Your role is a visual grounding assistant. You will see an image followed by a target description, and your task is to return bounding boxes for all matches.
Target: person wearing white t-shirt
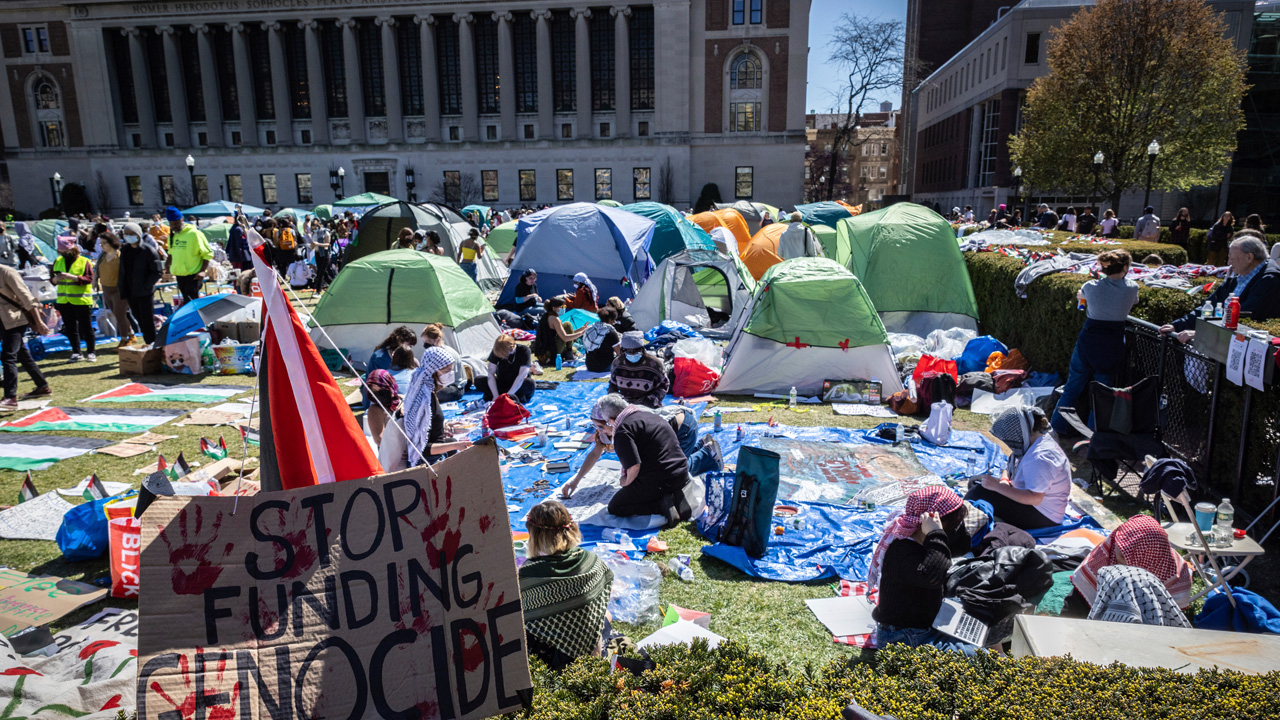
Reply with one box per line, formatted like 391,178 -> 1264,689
965,406 -> 1071,530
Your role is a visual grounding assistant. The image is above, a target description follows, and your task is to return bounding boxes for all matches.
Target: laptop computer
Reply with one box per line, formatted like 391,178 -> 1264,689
933,598 -> 989,647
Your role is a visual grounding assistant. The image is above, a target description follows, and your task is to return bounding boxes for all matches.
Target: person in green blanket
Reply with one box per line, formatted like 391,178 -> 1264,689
518,501 -> 614,669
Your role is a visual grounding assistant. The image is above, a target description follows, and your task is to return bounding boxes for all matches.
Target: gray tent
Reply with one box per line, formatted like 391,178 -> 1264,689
629,249 -> 756,338
347,202 -> 459,262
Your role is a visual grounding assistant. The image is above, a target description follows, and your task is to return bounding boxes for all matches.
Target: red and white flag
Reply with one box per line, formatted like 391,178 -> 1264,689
249,230 -> 382,488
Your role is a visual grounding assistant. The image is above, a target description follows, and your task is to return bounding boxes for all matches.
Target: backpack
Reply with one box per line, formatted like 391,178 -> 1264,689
917,371 -> 956,409
278,227 -> 297,250
717,446 -> 780,558
485,393 -> 531,429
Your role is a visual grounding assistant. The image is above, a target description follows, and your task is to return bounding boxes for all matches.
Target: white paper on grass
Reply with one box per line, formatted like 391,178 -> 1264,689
1226,333 -> 1248,386
1245,337 -> 1269,391
805,596 -> 878,637
0,492 -> 73,541
56,477 -> 132,497
636,619 -> 725,650
970,387 -> 1055,415
832,403 -> 897,418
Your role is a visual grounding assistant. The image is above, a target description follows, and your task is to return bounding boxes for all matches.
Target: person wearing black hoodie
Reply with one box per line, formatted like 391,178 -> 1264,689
117,222 -> 163,346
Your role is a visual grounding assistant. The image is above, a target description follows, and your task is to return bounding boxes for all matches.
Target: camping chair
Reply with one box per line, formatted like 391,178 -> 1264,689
1056,377 -> 1164,497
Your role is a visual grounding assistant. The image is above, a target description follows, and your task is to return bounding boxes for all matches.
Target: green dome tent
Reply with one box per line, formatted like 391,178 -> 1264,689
717,258 -> 903,396
596,199 -> 623,208
201,222 -> 231,243
313,204 -> 334,220
485,221 -> 518,255
835,202 -> 979,336
334,192 -> 399,208
623,202 -> 716,264
309,249 -> 501,366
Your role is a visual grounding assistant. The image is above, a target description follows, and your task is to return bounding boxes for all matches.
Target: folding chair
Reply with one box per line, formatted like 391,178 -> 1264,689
1159,490 -> 1268,608
1056,377 -> 1164,496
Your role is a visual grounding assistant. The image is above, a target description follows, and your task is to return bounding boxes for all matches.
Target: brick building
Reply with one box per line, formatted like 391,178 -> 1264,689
803,105 -> 900,206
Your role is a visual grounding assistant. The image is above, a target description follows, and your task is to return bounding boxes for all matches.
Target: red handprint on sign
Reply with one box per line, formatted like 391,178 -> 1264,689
156,506 -> 235,595
256,502 -> 323,580
149,652 -> 241,720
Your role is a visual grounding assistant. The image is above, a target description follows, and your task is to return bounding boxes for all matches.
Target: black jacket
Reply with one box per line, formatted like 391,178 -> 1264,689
1172,261 -> 1280,331
118,242 -> 163,300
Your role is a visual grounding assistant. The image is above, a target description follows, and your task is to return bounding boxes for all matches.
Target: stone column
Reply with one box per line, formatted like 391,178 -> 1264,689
266,22 -> 292,145
416,15 -> 441,141
456,13 -> 478,141
573,8 -> 591,138
158,26 -> 190,146
534,10 -> 553,139
496,12 -> 516,140
228,23 -> 257,146
378,17 -> 403,142
301,20 -> 328,144
193,25 -> 223,146
340,18 -> 366,142
124,28 -> 157,147
612,6 -> 631,137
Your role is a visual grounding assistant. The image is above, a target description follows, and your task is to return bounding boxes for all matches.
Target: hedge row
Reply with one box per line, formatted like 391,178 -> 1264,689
1113,225 -> 1280,264
516,642 -> 1280,719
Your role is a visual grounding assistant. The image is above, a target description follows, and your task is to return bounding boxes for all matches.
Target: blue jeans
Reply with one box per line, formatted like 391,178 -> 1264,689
875,624 -> 978,657
1051,343 -> 1115,435
461,262 -> 478,281
674,407 -> 719,476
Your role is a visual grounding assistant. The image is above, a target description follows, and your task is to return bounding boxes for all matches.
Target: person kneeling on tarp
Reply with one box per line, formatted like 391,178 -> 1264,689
519,500 -> 617,669
566,393 -> 692,526
965,406 -> 1071,531
479,334 -> 535,403
869,487 -> 977,656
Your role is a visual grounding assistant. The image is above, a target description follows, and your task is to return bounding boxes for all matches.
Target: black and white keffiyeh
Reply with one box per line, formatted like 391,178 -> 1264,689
1087,565 -> 1190,628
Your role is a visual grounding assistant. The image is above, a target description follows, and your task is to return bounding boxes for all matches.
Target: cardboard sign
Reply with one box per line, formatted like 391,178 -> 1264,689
137,443 -> 531,720
0,568 -> 107,636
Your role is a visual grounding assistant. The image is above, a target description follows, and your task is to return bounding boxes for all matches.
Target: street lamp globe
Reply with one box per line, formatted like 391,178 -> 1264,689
53,172 -> 61,183
1013,166 -> 1022,178
338,167 -> 345,178
185,154 -> 195,169
1147,140 -> 1160,157
1093,151 -> 1104,165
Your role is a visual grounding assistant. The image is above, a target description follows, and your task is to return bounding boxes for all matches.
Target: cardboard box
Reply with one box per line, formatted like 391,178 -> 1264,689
236,320 -> 261,344
118,346 -> 163,376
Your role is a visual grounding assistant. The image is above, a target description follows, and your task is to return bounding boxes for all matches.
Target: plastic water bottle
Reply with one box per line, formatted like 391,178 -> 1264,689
555,354 -> 562,370
736,425 -> 744,442
668,558 -> 694,582
789,386 -> 797,408
714,410 -> 722,432
1201,301 -> 1213,318
1215,302 -> 1224,319
894,423 -> 904,444
1215,499 -> 1234,548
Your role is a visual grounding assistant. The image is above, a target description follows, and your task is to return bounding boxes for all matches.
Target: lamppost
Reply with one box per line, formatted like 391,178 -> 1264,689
338,166 -> 346,199
1091,151 -> 1104,214
50,172 -> 63,213
1012,166 -> 1023,222
405,166 -> 417,202
1143,140 -> 1160,210
185,154 -> 196,204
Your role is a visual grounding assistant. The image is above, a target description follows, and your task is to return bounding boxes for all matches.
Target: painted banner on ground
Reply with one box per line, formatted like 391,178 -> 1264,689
84,382 -> 252,403
0,407 -> 187,433
137,442 -> 531,720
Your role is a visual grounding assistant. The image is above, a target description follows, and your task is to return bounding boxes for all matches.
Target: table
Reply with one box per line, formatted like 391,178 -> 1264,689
1012,615 -> 1280,675
1166,521 -> 1265,602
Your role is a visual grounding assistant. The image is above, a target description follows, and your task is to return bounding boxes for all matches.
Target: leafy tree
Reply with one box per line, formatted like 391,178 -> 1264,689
694,183 -> 721,213
1009,0 -> 1247,211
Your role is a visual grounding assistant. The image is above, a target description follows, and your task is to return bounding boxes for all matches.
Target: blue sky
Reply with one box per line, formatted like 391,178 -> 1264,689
806,0 -> 908,113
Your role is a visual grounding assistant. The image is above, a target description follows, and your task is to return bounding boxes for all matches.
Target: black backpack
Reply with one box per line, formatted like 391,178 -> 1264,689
718,446 -> 780,558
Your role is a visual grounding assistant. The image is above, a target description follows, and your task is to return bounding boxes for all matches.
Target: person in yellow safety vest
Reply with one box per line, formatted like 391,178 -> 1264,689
52,236 -> 97,362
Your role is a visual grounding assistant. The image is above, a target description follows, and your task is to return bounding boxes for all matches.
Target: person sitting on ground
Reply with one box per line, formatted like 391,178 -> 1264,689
609,332 -> 669,409
583,307 -> 622,373
1069,515 -> 1192,612
1085,564 -> 1192,628
364,369 -> 401,447
869,486 -> 978,655
966,406 -> 1071,531
390,344 -> 418,374
532,297 -> 586,366
577,393 -> 693,525
500,269 -> 543,323
481,333 -> 535,403
421,323 -> 469,402
365,326 -> 417,406
1162,233 -> 1280,343
564,272 -> 599,313
607,296 -> 637,333
403,346 -> 473,467
1141,254 -> 1164,266
1099,209 -> 1119,238
519,500 -> 615,670
777,213 -> 822,260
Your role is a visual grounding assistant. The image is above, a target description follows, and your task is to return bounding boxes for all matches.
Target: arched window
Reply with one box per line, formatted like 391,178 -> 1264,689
34,79 -> 59,110
31,76 -> 65,148
730,53 -> 761,90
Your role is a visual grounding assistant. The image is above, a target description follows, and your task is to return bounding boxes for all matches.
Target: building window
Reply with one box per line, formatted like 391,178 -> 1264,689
164,132 -> 175,147
145,32 -> 172,123
193,175 -> 210,204
296,173 -> 313,204
1024,33 -> 1040,64
284,23 -> 310,119
638,121 -> 649,137
514,14 -> 538,113
197,131 -> 208,146
475,15 -> 500,115
32,78 -> 65,148
398,21 -> 424,116
358,20 -> 386,117
731,53 -> 762,90
879,166 -> 888,179
247,25 -> 274,120
524,124 -> 535,139
633,167 -> 651,200
551,11 -> 576,112
126,176 -> 144,206
180,32 -> 206,122
482,170 -> 499,201
443,171 -> 461,205
449,125 -> 460,141
594,169 -> 612,200
261,174 -> 278,204
750,0 -> 763,24
630,7 -> 655,110
861,165 -> 869,178
557,169 -> 574,201
160,176 -> 177,206
733,0 -> 745,25
231,130 -> 242,146
561,123 -> 572,138
110,32 -> 138,125
322,22 -> 347,118
437,19 -> 462,115
227,174 -> 243,203
519,169 -> 537,201
881,142 -> 888,155
487,125 -> 498,140
977,98 -> 1001,186
735,166 -> 753,199
210,27 -> 239,122
20,26 -> 50,54
300,129 -> 311,144
600,122 -> 611,138
730,102 -> 760,132
590,12 -> 615,111
265,130 -> 276,145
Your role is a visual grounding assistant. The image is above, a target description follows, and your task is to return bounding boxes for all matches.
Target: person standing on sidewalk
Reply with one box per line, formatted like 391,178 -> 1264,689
94,230 -> 133,347
164,206 -> 212,305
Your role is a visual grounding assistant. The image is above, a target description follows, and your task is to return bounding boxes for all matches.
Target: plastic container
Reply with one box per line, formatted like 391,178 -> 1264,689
595,552 -> 662,623
1226,297 -> 1240,330
601,528 -> 634,549
555,354 -> 562,370
789,386 -> 797,408
668,558 -> 694,582
1215,499 -> 1234,548
714,410 -> 722,432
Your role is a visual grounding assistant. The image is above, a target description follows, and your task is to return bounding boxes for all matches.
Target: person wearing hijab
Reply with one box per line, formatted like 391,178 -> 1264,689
53,235 -> 96,362
117,222 -> 163,346
967,406 -> 1071,530
1071,515 -> 1192,609
869,486 -> 976,655
564,272 -> 599,313
402,346 -> 472,466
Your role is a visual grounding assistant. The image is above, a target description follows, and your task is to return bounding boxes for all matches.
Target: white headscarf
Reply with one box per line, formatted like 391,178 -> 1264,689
572,272 -> 599,304
402,346 -> 456,465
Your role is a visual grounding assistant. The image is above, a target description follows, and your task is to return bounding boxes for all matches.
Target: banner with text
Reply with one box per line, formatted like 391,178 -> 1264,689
136,442 -> 531,720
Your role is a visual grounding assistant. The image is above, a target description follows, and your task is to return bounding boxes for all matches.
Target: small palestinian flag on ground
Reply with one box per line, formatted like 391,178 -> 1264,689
239,425 -> 260,447
162,452 -> 192,481
82,474 -> 109,501
0,407 -> 187,434
83,383 -> 252,404
200,436 -> 228,460
18,472 -> 37,503
0,434 -> 112,471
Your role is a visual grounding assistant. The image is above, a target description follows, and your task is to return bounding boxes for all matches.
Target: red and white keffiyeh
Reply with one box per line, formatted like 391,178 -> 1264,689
1072,514 -> 1192,608
867,486 -> 963,592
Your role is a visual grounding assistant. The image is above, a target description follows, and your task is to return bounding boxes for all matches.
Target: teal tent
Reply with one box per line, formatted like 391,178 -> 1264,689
623,202 -> 716,264
183,200 -> 264,217
794,202 -> 857,229
461,205 -> 492,228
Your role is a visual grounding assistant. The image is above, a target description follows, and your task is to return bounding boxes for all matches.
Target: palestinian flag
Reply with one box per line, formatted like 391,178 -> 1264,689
161,452 -> 192,481
83,383 -> 251,404
83,474 -> 108,501
0,435 -> 111,471
18,472 -> 37,503
201,436 -> 228,460
239,425 -> 260,447
0,407 -> 187,434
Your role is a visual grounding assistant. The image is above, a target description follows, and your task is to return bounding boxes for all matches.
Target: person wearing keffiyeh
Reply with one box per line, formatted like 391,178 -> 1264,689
1087,565 -> 1190,628
1071,515 -> 1192,609
402,346 -> 471,467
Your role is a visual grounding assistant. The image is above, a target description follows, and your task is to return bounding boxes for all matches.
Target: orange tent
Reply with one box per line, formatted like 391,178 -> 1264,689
836,201 -> 864,216
739,223 -> 786,280
690,209 -> 751,248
